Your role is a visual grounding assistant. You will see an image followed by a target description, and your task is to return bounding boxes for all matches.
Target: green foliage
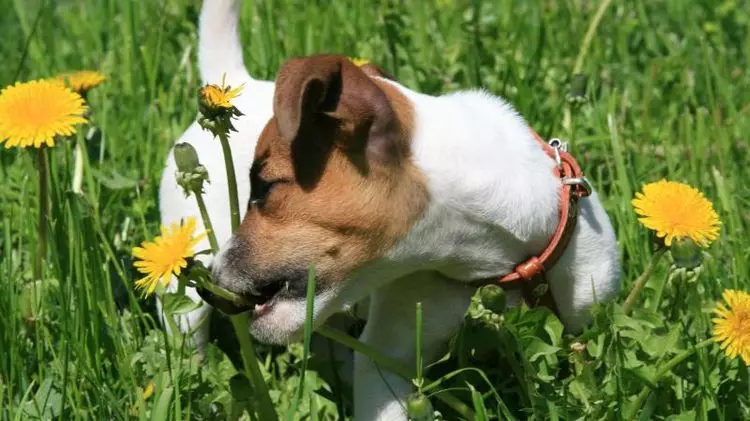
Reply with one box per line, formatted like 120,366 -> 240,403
1,0 -> 749,419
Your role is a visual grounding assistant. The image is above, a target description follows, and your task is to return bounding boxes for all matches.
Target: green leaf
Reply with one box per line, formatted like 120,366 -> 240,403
665,410 -> 697,421
161,292 -> 201,315
521,337 -> 561,362
150,386 -> 174,421
22,377 -> 61,419
542,312 -> 564,347
468,384 -> 489,421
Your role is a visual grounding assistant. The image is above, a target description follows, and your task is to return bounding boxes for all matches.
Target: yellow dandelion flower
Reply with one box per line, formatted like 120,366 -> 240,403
631,179 -> 720,247
713,289 -> 750,365
200,74 -> 244,110
0,79 -> 88,148
142,381 -> 155,401
56,70 -> 106,94
349,57 -> 371,67
131,217 -> 206,295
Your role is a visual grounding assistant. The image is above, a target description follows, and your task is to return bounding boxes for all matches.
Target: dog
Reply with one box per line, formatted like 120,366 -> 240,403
158,0 -> 389,356
203,55 -> 622,420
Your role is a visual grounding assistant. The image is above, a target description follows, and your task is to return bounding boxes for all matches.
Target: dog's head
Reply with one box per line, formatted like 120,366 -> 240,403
207,55 -> 429,343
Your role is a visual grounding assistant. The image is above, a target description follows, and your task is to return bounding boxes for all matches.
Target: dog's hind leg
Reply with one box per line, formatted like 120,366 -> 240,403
353,271 -> 474,421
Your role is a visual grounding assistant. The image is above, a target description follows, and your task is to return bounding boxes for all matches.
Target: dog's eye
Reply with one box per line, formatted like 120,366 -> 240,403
249,178 -> 282,208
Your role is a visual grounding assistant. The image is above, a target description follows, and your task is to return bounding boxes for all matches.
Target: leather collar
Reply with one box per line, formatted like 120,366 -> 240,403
491,129 -> 592,315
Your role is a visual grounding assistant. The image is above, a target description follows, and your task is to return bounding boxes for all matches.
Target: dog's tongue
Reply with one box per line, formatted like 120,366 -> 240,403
253,303 -> 271,317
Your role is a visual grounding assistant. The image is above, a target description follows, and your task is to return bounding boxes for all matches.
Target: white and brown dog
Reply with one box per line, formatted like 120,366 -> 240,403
201,53 -> 622,420
160,1 -> 620,419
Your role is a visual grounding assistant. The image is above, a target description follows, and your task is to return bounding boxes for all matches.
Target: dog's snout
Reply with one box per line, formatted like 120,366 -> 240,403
211,237 -> 249,282
204,236 -> 287,314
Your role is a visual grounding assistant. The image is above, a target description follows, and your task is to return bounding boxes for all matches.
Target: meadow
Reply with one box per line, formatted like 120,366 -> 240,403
1,0 -> 749,419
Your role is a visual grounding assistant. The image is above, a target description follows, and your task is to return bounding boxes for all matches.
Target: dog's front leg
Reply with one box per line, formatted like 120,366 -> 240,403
354,271 -> 474,421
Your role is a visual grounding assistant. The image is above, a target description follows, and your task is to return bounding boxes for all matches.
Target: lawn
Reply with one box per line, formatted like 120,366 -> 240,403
1,0 -> 749,419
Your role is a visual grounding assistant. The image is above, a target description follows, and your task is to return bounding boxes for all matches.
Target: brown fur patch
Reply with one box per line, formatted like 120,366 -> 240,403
226,55 -> 428,293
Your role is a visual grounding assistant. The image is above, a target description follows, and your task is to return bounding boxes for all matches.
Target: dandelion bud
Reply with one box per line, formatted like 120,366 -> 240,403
174,143 -> 209,195
174,143 -> 201,173
479,284 -> 506,315
670,236 -> 703,269
406,393 -> 433,421
566,73 -> 588,105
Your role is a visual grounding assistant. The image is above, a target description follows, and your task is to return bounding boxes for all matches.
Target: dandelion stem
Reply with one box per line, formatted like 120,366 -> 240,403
34,147 -> 49,282
193,191 -> 219,253
230,313 -> 277,421
218,131 -> 241,231
211,115 -> 274,419
195,279 -> 249,305
626,338 -> 713,421
622,247 -> 667,315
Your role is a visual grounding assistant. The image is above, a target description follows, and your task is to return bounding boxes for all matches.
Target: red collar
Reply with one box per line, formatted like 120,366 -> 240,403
492,129 -> 592,315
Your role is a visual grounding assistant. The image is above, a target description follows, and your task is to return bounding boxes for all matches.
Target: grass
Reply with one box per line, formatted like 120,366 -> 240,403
1,0 -> 749,419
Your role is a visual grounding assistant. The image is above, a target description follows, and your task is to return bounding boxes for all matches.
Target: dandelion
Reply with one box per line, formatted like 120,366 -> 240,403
142,382 -> 155,401
713,289 -> 750,365
0,79 -> 88,148
349,57 -> 371,67
56,70 -> 106,94
197,74 -> 244,230
631,179 -> 720,247
199,74 -> 244,114
131,217 -> 206,295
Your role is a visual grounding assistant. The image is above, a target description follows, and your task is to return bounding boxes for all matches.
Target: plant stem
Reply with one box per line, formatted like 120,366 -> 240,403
214,122 -> 274,419
572,0 -> 614,76
193,191 -> 219,253
218,132 -> 240,231
563,0 -> 615,132
622,248 -> 667,315
34,147 -> 49,282
415,302 -> 424,390
230,313 -> 277,421
316,325 -> 476,420
626,338 -> 713,421
190,276 -> 248,305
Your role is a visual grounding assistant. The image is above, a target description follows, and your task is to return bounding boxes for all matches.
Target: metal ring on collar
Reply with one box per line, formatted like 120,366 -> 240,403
562,176 -> 593,196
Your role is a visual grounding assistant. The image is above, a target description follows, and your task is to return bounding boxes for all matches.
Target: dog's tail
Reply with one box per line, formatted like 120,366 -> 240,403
199,0 -> 251,85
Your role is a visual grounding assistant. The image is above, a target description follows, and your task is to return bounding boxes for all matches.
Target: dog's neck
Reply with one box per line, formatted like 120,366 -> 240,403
379,81 -> 563,282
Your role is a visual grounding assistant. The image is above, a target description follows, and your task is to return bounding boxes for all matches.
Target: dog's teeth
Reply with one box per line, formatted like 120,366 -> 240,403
254,304 -> 261,311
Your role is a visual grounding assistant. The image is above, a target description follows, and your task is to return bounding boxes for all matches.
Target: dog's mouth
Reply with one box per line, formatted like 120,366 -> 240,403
196,282 -> 287,318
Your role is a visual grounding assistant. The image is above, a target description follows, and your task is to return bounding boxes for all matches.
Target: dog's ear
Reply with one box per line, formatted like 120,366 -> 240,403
273,55 -> 403,167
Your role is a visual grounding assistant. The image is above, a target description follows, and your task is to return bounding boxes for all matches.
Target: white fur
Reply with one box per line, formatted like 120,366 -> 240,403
161,1 -> 621,420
